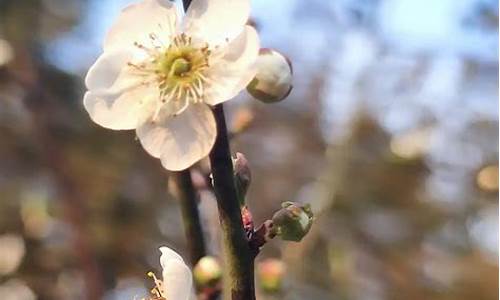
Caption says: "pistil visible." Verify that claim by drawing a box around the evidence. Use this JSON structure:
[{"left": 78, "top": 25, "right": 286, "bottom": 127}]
[{"left": 171, "top": 57, "right": 192, "bottom": 77}]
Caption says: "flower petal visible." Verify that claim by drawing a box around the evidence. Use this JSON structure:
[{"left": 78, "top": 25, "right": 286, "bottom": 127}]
[
  {"left": 204, "top": 25, "right": 260, "bottom": 105},
  {"left": 104, "top": 0, "right": 178, "bottom": 51},
  {"left": 162, "top": 257, "right": 193, "bottom": 300},
  {"left": 183, "top": 0, "right": 250, "bottom": 46},
  {"left": 159, "top": 246, "right": 185, "bottom": 266},
  {"left": 85, "top": 48, "right": 141, "bottom": 95},
  {"left": 83, "top": 85, "right": 156, "bottom": 130},
  {"left": 136, "top": 103, "right": 216, "bottom": 171}
]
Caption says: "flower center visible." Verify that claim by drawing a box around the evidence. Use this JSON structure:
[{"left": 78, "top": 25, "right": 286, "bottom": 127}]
[
  {"left": 129, "top": 33, "right": 213, "bottom": 117},
  {"left": 171, "top": 57, "right": 191, "bottom": 76}
]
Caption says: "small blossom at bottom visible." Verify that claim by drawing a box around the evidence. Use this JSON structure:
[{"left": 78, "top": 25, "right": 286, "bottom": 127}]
[{"left": 143, "top": 247, "right": 193, "bottom": 300}]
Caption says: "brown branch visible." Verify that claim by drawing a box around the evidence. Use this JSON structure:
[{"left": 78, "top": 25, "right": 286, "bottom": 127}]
[
  {"left": 181, "top": 1, "right": 257, "bottom": 298},
  {"left": 182, "top": 0, "right": 192, "bottom": 11},
  {"left": 248, "top": 220, "right": 276, "bottom": 258},
  {"left": 209, "top": 104, "right": 256, "bottom": 300}
]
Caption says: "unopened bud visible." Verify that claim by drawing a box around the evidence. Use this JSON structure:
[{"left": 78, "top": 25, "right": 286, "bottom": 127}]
[
  {"left": 272, "top": 202, "right": 313, "bottom": 242},
  {"left": 257, "top": 258, "right": 286, "bottom": 293},
  {"left": 247, "top": 49, "right": 293, "bottom": 103},
  {"left": 241, "top": 206, "right": 254, "bottom": 234},
  {"left": 233, "top": 152, "right": 251, "bottom": 204},
  {"left": 193, "top": 256, "right": 222, "bottom": 287}
]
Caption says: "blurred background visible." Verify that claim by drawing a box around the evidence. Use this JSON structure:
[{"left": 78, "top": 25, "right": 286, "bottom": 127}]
[{"left": 0, "top": 0, "right": 498, "bottom": 299}]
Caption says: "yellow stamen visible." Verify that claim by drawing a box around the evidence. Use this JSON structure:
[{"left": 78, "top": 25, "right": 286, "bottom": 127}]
[{"left": 131, "top": 29, "right": 213, "bottom": 117}]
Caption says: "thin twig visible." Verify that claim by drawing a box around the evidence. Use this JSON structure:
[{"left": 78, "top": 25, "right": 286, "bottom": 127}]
[
  {"left": 182, "top": 0, "right": 192, "bottom": 11},
  {"left": 170, "top": 170, "right": 207, "bottom": 265},
  {"left": 248, "top": 220, "right": 276, "bottom": 258}
]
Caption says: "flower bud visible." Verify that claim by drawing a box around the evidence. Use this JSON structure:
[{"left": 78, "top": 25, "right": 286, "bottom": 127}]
[
  {"left": 257, "top": 258, "right": 286, "bottom": 293},
  {"left": 272, "top": 202, "right": 313, "bottom": 242},
  {"left": 241, "top": 205, "right": 254, "bottom": 234},
  {"left": 233, "top": 152, "right": 251, "bottom": 204},
  {"left": 247, "top": 49, "right": 293, "bottom": 103},
  {"left": 193, "top": 256, "right": 222, "bottom": 288}
]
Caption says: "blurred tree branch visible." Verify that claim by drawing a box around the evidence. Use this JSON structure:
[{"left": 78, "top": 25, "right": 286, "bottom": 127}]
[{"left": 170, "top": 170, "right": 207, "bottom": 265}]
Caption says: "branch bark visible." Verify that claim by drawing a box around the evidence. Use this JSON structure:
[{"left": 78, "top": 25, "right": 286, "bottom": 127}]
[
  {"left": 209, "top": 105, "right": 255, "bottom": 300},
  {"left": 182, "top": 0, "right": 192, "bottom": 11},
  {"left": 181, "top": 1, "right": 256, "bottom": 298},
  {"left": 248, "top": 220, "right": 276, "bottom": 257}
]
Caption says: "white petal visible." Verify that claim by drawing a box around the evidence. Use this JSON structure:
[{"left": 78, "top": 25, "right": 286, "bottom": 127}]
[
  {"left": 183, "top": 0, "right": 250, "bottom": 46},
  {"left": 162, "top": 258, "right": 193, "bottom": 300},
  {"left": 104, "top": 0, "right": 178, "bottom": 51},
  {"left": 85, "top": 48, "right": 141, "bottom": 95},
  {"left": 136, "top": 103, "right": 216, "bottom": 171},
  {"left": 204, "top": 26, "right": 260, "bottom": 105},
  {"left": 159, "top": 246, "right": 184, "bottom": 266},
  {"left": 83, "top": 85, "right": 156, "bottom": 130}
]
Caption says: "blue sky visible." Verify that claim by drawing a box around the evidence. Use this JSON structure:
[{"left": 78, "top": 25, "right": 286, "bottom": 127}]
[{"left": 45, "top": 0, "right": 498, "bottom": 73}]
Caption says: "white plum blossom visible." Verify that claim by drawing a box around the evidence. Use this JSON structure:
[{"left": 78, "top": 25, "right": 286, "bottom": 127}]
[
  {"left": 147, "top": 246, "right": 193, "bottom": 300},
  {"left": 247, "top": 49, "right": 293, "bottom": 103},
  {"left": 84, "top": 0, "right": 260, "bottom": 170}
]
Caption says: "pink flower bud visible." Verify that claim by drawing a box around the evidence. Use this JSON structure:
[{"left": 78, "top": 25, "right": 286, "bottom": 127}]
[
  {"left": 193, "top": 256, "right": 222, "bottom": 288},
  {"left": 257, "top": 258, "right": 286, "bottom": 293}
]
